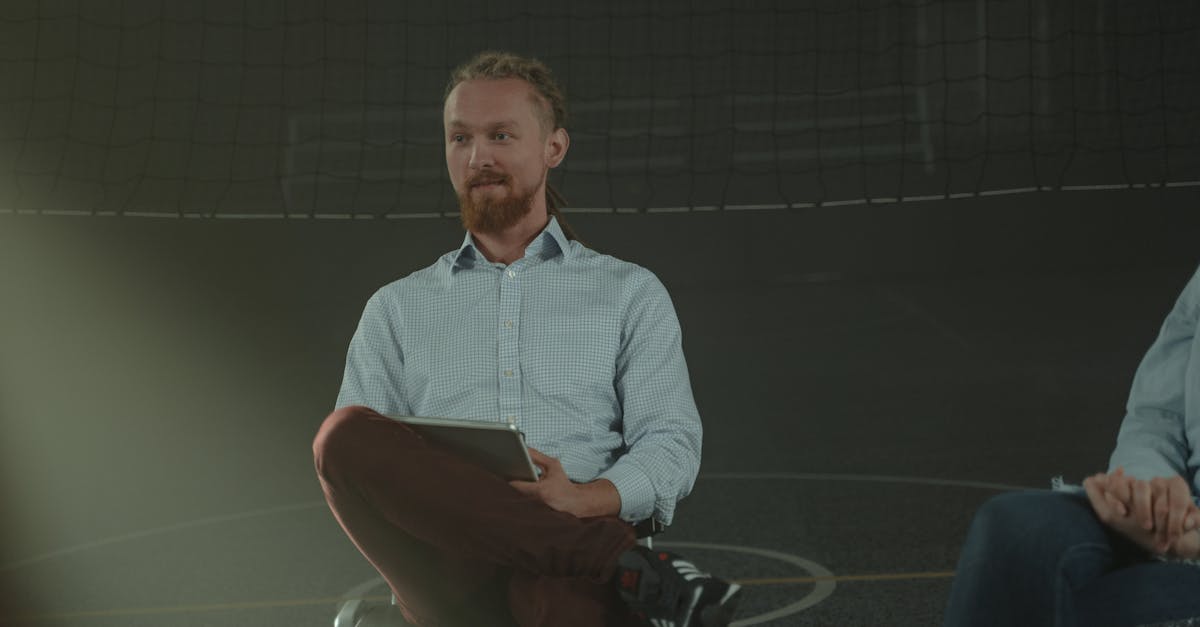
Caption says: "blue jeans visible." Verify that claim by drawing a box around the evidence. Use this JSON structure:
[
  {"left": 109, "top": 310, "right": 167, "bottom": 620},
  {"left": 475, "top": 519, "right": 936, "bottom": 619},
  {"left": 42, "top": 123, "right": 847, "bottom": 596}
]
[{"left": 943, "top": 490, "right": 1200, "bottom": 627}]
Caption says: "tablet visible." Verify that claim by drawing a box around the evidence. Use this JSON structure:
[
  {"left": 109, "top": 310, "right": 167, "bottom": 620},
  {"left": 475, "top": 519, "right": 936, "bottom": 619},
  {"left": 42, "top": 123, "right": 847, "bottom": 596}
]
[{"left": 392, "top": 415, "right": 539, "bottom": 482}]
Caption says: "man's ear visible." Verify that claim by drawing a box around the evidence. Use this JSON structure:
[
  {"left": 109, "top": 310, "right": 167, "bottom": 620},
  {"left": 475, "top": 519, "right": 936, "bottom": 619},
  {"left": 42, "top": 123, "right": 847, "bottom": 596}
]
[{"left": 545, "top": 127, "right": 569, "bottom": 168}]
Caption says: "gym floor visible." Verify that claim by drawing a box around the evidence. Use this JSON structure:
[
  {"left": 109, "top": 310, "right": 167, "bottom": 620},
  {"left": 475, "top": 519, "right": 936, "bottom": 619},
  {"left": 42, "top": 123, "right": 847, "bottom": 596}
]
[{"left": 1, "top": 203, "right": 1196, "bottom": 626}]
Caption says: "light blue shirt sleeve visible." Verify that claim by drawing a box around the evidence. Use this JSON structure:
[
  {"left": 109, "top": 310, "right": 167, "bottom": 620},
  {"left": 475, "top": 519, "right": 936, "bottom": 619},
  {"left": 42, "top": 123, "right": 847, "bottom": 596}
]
[
  {"left": 1108, "top": 265, "right": 1200, "bottom": 484},
  {"left": 598, "top": 273, "right": 703, "bottom": 524},
  {"left": 335, "top": 289, "right": 410, "bottom": 416}
]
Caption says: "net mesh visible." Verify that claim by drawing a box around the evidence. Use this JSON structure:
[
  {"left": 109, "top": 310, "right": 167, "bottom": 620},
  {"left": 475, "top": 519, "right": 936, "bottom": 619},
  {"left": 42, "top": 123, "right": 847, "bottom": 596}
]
[{"left": 1, "top": 0, "right": 1198, "bottom": 218}]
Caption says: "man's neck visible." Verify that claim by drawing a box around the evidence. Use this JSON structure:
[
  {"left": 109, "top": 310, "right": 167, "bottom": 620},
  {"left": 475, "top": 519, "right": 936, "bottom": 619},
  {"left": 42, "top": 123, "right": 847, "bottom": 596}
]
[{"left": 471, "top": 208, "right": 551, "bottom": 265}]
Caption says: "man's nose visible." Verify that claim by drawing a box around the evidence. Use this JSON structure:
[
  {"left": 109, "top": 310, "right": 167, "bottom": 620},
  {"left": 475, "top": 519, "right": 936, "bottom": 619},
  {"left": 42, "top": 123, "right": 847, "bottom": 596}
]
[{"left": 468, "top": 143, "right": 494, "bottom": 169}]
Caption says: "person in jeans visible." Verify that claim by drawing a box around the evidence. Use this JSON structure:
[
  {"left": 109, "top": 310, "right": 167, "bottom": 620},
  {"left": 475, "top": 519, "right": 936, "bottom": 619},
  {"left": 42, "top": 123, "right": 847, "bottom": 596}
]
[
  {"left": 944, "top": 265, "right": 1200, "bottom": 627},
  {"left": 313, "top": 51, "right": 742, "bottom": 627}
]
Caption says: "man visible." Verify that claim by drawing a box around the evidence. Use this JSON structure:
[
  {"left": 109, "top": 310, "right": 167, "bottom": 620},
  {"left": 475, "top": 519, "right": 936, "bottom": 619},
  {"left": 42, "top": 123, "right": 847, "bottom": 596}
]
[
  {"left": 943, "top": 265, "right": 1200, "bottom": 626},
  {"left": 313, "top": 51, "right": 742, "bottom": 627}
]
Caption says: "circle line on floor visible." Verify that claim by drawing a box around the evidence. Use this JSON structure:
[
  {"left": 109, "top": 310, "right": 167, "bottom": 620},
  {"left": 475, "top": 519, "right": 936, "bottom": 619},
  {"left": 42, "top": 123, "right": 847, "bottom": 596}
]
[
  {"left": 1, "top": 473, "right": 1030, "bottom": 572},
  {"left": 659, "top": 541, "right": 835, "bottom": 626}
]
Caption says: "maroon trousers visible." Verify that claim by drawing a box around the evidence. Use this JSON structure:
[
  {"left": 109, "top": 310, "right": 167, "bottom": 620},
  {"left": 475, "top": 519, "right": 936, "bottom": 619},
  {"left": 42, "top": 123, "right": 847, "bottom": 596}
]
[{"left": 313, "top": 406, "right": 639, "bottom": 627}]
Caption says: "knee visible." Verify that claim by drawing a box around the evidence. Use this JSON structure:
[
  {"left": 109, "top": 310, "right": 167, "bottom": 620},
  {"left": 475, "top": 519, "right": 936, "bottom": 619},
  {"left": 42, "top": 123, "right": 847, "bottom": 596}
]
[
  {"left": 312, "top": 405, "right": 375, "bottom": 474},
  {"left": 967, "top": 492, "right": 1039, "bottom": 546},
  {"left": 977, "top": 490, "right": 1044, "bottom": 521},
  {"left": 965, "top": 490, "right": 1100, "bottom": 557}
]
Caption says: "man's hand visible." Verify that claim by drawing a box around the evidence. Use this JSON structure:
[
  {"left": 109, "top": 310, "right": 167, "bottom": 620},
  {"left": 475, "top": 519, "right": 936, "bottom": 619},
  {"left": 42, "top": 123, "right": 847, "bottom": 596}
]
[
  {"left": 1085, "top": 471, "right": 1163, "bottom": 553},
  {"left": 1104, "top": 469, "right": 1199, "bottom": 552},
  {"left": 508, "top": 448, "right": 621, "bottom": 519},
  {"left": 1084, "top": 469, "right": 1200, "bottom": 558}
]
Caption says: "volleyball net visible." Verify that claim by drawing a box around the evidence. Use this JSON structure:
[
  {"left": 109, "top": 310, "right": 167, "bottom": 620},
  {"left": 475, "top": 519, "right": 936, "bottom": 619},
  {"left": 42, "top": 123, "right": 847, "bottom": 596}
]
[{"left": 1, "top": 0, "right": 1197, "bottom": 218}]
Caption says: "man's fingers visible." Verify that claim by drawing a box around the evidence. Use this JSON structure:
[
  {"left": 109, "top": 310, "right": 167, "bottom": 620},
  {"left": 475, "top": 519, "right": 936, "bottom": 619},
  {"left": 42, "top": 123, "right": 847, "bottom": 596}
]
[
  {"left": 1166, "top": 477, "right": 1190, "bottom": 541},
  {"left": 1156, "top": 502, "right": 1171, "bottom": 547},
  {"left": 1186, "top": 501, "right": 1200, "bottom": 532},
  {"left": 1105, "top": 493, "right": 1127, "bottom": 517},
  {"left": 1084, "top": 475, "right": 1116, "bottom": 523},
  {"left": 508, "top": 480, "right": 539, "bottom": 496},
  {"left": 527, "top": 447, "right": 564, "bottom": 468},
  {"left": 1150, "top": 478, "right": 1170, "bottom": 546},
  {"left": 1110, "top": 473, "right": 1133, "bottom": 510},
  {"left": 1089, "top": 473, "right": 1129, "bottom": 517},
  {"left": 1134, "top": 480, "right": 1154, "bottom": 531}
]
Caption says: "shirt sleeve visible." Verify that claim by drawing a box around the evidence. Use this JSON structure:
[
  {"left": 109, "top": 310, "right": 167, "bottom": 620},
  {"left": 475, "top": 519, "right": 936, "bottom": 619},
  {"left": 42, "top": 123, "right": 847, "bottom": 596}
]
[
  {"left": 335, "top": 289, "right": 409, "bottom": 416},
  {"left": 597, "top": 272, "right": 702, "bottom": 526},
  {"left": 1108, "top": 265, "right": 1200, "bottom": 480}
]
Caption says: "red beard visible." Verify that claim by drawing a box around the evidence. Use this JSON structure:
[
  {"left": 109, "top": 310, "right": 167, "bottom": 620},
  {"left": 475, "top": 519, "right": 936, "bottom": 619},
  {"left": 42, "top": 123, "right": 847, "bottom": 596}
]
[{"left": 457, "top": 173, "right": 539, "bottom": 235}]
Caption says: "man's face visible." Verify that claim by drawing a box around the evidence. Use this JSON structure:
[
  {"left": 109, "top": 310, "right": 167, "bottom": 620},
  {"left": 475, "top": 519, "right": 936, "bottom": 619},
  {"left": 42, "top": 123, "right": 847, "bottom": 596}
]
[{"left": 444, "top": 78, "right": 559, "bottom": 234}]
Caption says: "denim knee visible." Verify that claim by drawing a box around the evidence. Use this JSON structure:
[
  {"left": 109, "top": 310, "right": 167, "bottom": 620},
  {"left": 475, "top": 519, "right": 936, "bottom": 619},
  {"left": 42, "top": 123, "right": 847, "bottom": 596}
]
[{"left": 963, "top": 490, "right": 1112, "bottom": 573}]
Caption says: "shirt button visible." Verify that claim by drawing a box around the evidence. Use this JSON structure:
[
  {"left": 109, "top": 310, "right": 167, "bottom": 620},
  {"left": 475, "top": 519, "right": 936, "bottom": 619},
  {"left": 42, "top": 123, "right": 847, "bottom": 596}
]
[
  {"left": 503, "top": 369, "right": 513, "bottom": 377},
  {"left": 506, "top": 270, "right": 516, "bottom": 278},
  {"left": 504, "top": 320, "right": 513, "bottom": 328},
  {"left": 506, "top": 415, "right": 517, "bottom": 425}
]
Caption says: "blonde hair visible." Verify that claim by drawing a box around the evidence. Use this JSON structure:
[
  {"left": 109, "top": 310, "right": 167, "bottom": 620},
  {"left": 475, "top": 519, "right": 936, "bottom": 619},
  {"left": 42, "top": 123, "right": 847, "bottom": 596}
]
[{"left": 446, "top": 51, "right": 578, "bottom": 241}]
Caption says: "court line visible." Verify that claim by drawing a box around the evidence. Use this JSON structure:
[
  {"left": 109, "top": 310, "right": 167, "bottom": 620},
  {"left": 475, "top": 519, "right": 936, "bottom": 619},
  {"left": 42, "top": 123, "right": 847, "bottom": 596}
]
[
  {"left": 2, "top": 570, "right": 959, "bottom": 623},
  {"left": 0, "top": 472, "right": 1029, "bottom": 573},
  {"left": 0, "top": 501, "right": 327, "bottom": 573},
  {"left": 1, "top": 595, "right": 392, "bottom": 624},
  {"left": 658, "top": 541, "right": 836, "bottom": 626},
  {"left": 701, "top": 472, "right": 1034, "bottom": 492},
  {"left": 873, "top": 285, "right": 976, "bottom": 352},
  {"left": 736, "top": 570, "right": 956, "bottom": 586}
]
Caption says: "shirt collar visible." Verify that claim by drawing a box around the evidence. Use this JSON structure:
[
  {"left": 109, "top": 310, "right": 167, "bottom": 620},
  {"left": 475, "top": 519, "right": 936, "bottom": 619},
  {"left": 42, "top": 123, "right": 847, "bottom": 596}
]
[
  {"left": 534, "top": 215, "right": 572, "bottom": 260},
  {"left": 451, "top": 215, "right": 571, "bottom": 271}
]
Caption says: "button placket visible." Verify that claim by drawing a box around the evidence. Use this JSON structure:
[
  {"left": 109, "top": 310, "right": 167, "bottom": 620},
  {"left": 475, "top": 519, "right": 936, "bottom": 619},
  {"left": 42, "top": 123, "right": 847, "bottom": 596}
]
[{"left": 497, "top": 264, "right": 522, "bottom": 426}]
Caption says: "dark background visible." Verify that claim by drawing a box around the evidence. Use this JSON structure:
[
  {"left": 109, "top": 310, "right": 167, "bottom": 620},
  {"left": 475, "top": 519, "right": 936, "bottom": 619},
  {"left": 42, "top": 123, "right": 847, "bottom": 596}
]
[{"left": 2, "top": 1, "right": 1200, "bottom": 625}]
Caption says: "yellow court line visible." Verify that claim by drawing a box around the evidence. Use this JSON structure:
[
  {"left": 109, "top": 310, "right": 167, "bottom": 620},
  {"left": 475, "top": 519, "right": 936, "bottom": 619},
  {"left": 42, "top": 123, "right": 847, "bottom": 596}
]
[
  {"left": 735, "top": 570, "right": 956, "bottom": 586},
  {"left": 3, "top": 571, "right": 957, "bottom": 623}
]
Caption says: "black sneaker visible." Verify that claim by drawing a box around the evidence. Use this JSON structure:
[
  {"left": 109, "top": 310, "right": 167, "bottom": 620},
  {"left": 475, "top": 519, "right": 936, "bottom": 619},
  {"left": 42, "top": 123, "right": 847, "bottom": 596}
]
[{"left": 614, "top": 546, "right": 742, "bottom": 627}]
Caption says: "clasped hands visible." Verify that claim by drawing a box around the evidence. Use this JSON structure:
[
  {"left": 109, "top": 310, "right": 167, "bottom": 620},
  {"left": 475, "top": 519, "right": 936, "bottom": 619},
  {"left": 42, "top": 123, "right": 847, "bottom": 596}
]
[{"left": 1083, "top": 467, "right": 1200, "bottom": 559}]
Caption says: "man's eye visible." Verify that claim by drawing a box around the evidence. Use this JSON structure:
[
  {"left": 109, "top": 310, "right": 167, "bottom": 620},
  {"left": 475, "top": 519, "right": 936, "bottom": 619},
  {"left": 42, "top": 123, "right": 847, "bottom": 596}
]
[
  {"left": 451, "top": 134, "right": 465, "bottom": 143},
  {"left": 494, "top": 133, "right": 509, "bottom": 140}
]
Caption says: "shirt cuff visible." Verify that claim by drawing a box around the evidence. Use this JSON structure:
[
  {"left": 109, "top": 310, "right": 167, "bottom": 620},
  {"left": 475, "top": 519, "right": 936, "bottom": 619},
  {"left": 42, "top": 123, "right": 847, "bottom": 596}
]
[
  {"left": 1050, "top": 475, "right": 1084, "bottom": 494},
  {"left": 598, "top": 458, "right": 657, "bottom": 523}
]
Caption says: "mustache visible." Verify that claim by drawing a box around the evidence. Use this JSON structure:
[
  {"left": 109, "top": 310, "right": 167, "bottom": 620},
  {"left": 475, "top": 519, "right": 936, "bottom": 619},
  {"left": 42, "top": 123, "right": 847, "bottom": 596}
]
[{"left": 467, "top": 173, "right": 509, "bottom": 187}]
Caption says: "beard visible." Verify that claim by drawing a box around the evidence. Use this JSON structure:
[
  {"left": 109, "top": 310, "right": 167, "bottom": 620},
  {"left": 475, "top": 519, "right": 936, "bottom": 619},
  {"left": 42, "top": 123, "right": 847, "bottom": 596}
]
[{"left": 457, "top": 172, "right": 541, "bottom": 235}]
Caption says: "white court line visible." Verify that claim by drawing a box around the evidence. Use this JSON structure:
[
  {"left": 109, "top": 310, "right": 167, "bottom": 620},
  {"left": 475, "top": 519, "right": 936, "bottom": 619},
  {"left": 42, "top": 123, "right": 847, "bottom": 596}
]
[
  {"left": 0, "top": 473, "right": 1032, "bottom": 573},
  {"left": 659, "top": 541, "right": 836, "bottom": 627},
  {"left": 335, "top": 544, "right": 836, "bottom": 627},
  {"left": 701, "top": 472, "right": 1034, "bottom": 492},
  {"left": 0, "top": 500, "right": 326, "bottom": 573},
  {"left": 874, "top": 285, "right": 976, "bottom": 351}
]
